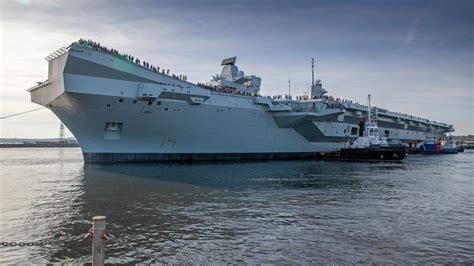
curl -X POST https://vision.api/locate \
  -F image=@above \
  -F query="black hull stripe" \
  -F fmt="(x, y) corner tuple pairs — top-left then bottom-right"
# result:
(83, 152), (323, 163)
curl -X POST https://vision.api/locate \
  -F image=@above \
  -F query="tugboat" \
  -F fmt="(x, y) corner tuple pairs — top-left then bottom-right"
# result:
(414, 137), (459, 154)
(441, 138), (459, 154)
(339, 94), (408, 161)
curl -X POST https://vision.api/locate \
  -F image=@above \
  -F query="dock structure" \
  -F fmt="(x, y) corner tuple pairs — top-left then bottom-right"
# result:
(92, 216), (106, 266)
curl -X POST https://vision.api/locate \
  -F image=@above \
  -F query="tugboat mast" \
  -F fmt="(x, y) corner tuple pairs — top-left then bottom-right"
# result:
(367, 94), (372, 123)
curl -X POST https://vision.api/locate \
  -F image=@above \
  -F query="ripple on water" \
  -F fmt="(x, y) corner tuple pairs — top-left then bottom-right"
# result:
(0, 149), (473, 264)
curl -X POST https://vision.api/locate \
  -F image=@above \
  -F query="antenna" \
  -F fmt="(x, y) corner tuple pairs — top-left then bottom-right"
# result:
(311, 58), (314, 87)
(288, 78), (291, 99)
(367, 94), (372, 123)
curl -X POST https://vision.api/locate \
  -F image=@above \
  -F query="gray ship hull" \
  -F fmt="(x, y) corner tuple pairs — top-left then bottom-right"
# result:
(28, 42), (453, 163)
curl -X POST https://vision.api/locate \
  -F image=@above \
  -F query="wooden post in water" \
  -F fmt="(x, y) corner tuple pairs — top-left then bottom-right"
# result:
(92, 216), (106, 266)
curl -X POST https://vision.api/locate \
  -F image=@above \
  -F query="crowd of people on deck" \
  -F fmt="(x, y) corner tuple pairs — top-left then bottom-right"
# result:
(70, 39), (434, 124)
(270, 94), (291, 100)
(196, 83), (257, 96)
(269, 93), (351, 103)
(73, 39), (188, 81)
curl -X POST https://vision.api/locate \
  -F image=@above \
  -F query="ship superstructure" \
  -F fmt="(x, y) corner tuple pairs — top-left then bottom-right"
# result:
(28, 40), (453, 162)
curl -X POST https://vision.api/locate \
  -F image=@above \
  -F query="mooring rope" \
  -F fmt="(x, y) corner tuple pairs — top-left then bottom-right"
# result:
(0, 107), (46, 120)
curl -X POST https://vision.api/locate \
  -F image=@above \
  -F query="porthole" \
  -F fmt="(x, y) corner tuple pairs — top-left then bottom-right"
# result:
(165, 108), (168, 111)
(133, 100), (137, 104)
(106, 104), (111, 107)
(119, 98), (124, 102)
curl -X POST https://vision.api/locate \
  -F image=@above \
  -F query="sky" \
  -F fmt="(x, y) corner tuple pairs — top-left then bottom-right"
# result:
(0, 0), (473, 138)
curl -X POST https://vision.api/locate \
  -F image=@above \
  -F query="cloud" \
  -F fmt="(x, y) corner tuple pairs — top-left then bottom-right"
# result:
(0, 0), (473, 137)
(404, 17), (420, 44)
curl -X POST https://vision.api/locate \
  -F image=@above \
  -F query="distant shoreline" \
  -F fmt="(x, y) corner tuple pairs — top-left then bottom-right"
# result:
(0, 144), (79, 148)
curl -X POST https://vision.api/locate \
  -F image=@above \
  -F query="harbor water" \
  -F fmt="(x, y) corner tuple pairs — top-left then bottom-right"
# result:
(0, 148), (473, 264)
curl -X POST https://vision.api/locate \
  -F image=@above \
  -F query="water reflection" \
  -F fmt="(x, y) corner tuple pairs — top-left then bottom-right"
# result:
(83, 160), (370, 190)
(74, 160), (404, 263)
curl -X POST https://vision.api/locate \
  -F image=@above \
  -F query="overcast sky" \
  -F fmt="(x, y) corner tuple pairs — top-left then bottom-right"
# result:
(0, 0), (473, 138)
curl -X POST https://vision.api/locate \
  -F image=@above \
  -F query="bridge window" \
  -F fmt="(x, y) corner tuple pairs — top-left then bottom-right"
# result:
(351, 127), (358, 135)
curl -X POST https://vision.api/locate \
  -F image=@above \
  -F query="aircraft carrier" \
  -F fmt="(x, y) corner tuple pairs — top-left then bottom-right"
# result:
(28, 40), (453, 163)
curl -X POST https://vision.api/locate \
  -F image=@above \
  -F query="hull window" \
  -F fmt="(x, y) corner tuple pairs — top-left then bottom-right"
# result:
(104, 122), (123, 140)
(105, 122), (123, 132)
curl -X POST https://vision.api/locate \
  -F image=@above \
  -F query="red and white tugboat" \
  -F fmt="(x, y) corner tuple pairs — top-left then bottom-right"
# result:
(340, 94), (408, 161)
